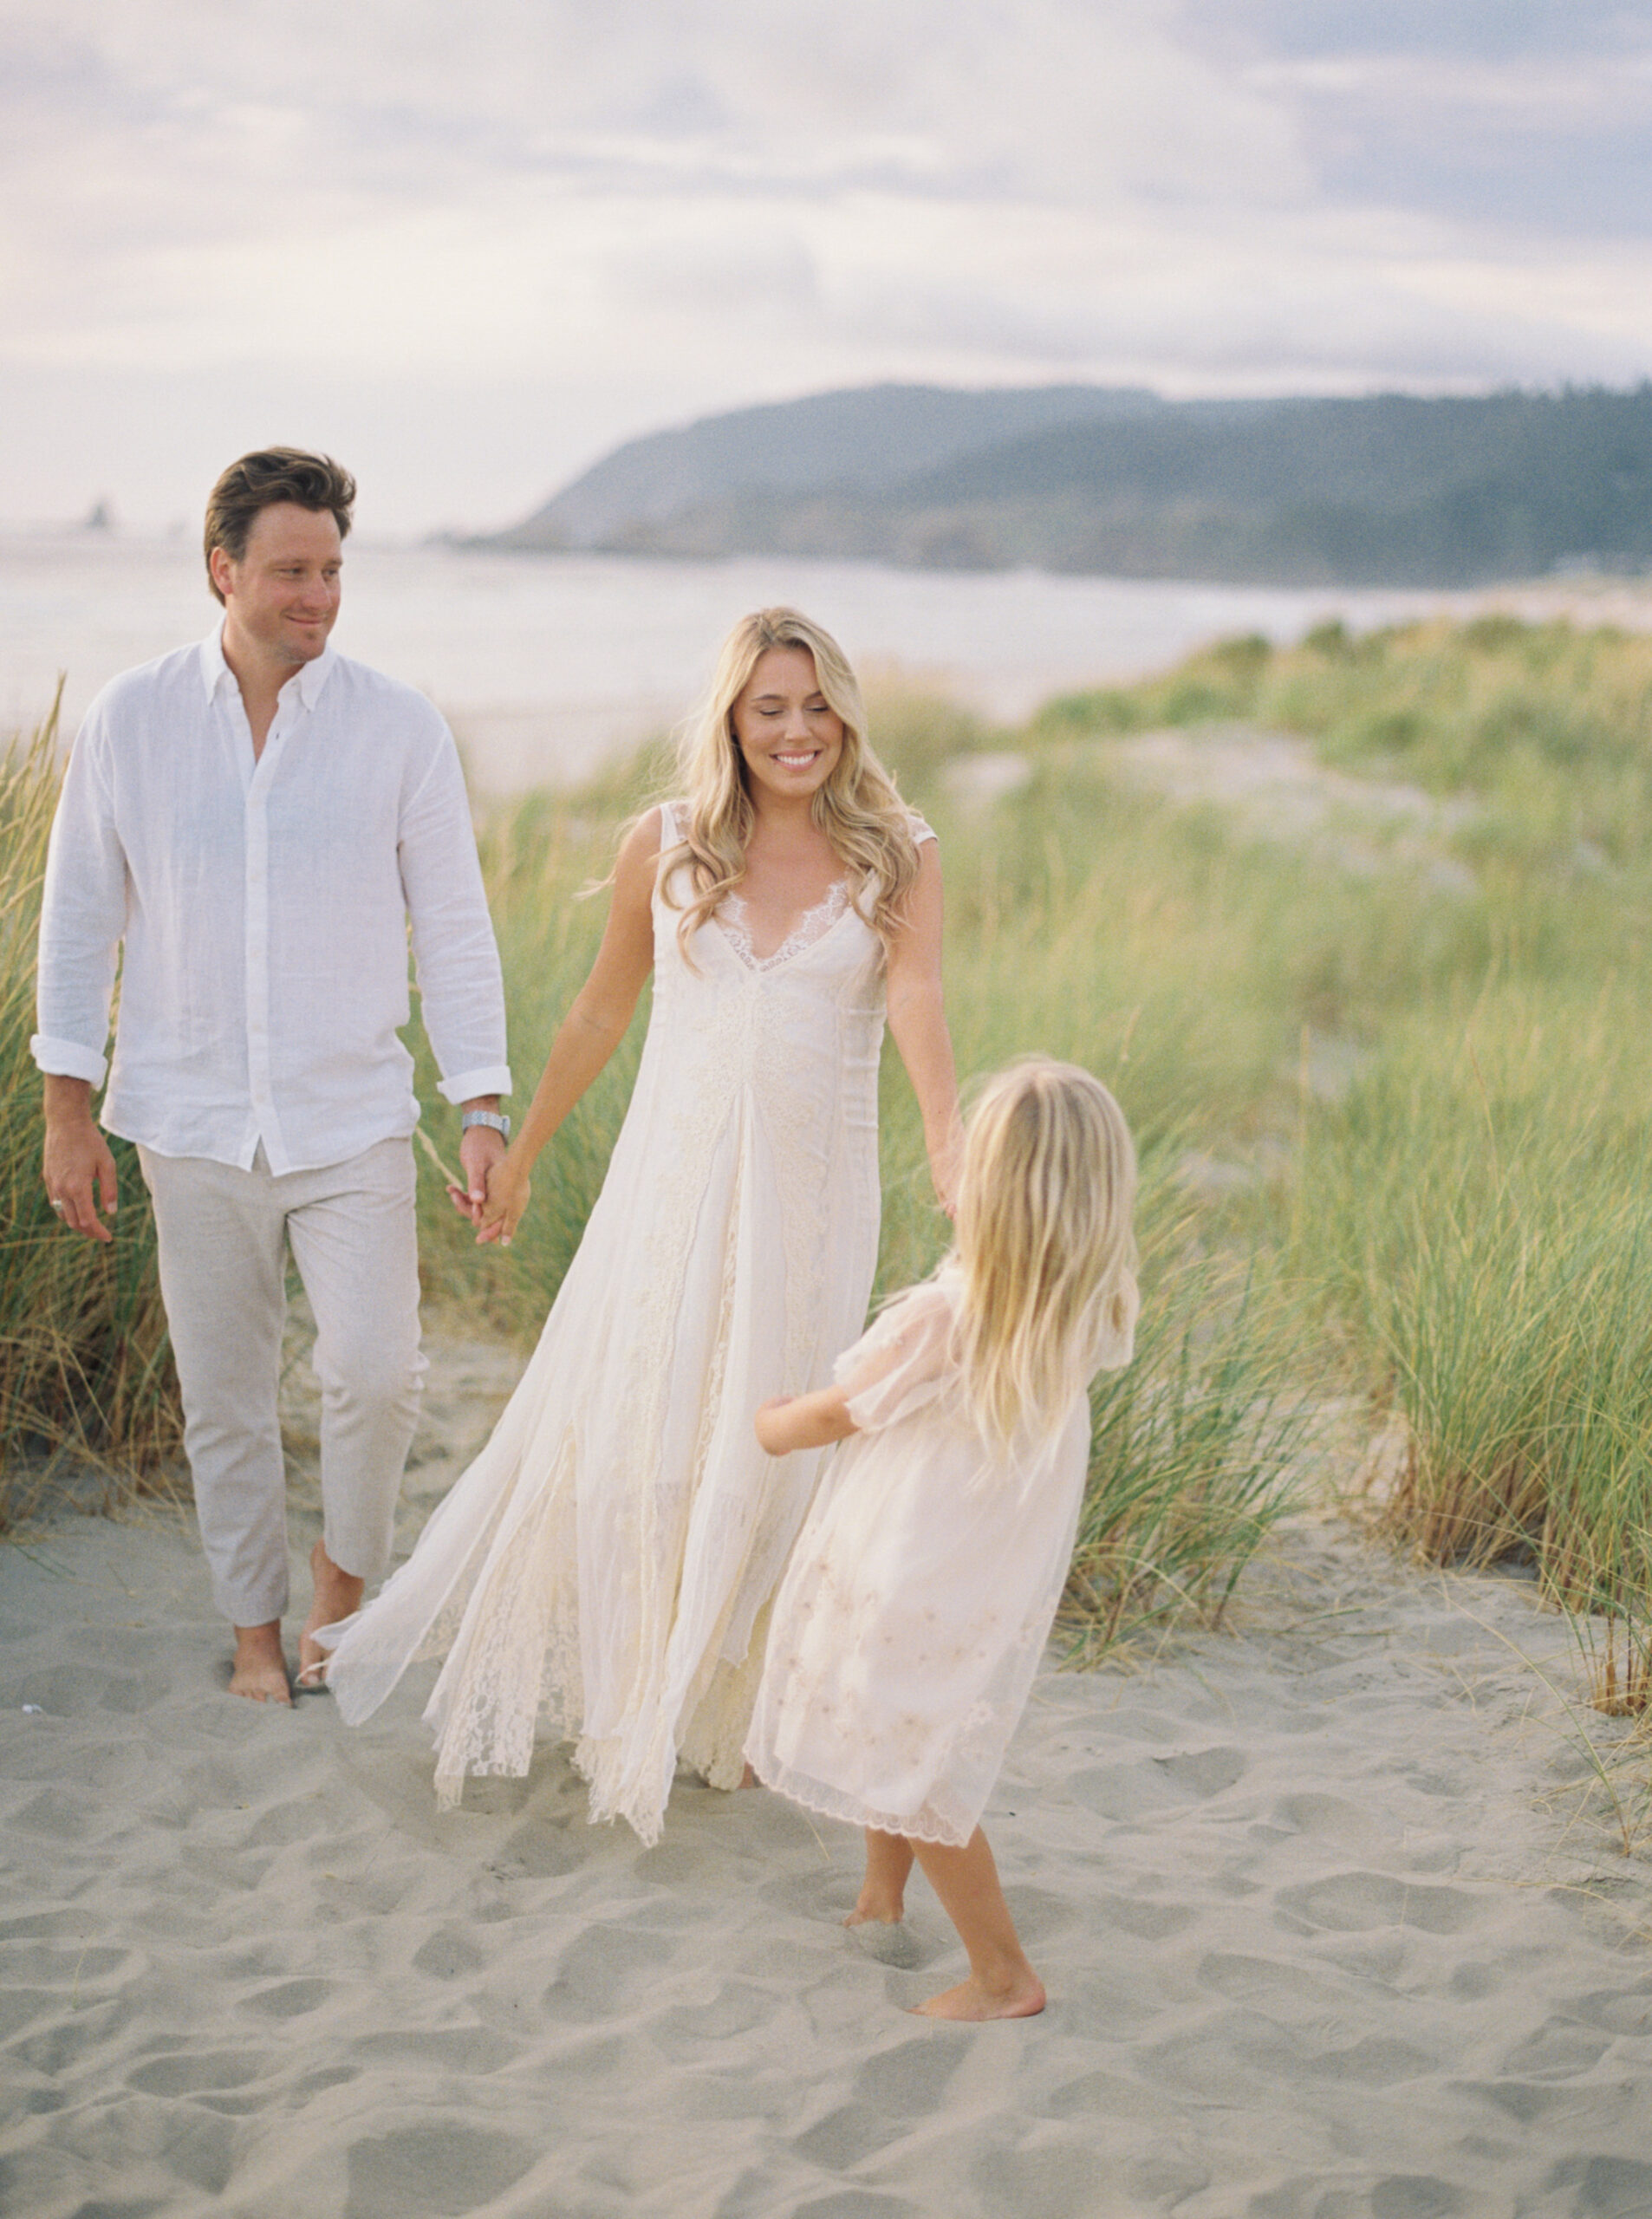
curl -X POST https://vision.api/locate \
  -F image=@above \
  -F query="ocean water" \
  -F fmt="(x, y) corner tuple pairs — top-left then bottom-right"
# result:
(4, 532), (1644, 796)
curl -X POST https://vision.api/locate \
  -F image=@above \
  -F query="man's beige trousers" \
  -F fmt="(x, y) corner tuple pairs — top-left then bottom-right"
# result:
(139, 1137), (425, 1626)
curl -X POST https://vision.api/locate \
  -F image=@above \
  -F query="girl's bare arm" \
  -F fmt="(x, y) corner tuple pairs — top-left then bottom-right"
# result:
(755, 1385), (858, 1457)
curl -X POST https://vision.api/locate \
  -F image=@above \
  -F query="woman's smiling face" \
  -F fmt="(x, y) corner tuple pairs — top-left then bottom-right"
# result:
(730, 646), (845, 804)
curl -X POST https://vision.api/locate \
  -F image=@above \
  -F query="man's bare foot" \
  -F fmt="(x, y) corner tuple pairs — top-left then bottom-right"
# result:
(231, 1622), (292, 1706)
(297, 1539), (364, 1689)
(912, 1972), (1046, 2021)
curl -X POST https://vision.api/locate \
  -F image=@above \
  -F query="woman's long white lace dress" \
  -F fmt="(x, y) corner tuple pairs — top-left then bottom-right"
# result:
(322, 804), (930, 1843)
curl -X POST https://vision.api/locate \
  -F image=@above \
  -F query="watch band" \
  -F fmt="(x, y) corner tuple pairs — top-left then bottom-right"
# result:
(461, 1109), (511, 1141)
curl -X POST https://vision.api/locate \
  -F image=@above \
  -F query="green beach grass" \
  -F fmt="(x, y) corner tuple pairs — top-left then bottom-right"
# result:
(8, 610), (1652, 1689)
(0, 700), (179, 1509)
(1035, 613), (1652, 1702)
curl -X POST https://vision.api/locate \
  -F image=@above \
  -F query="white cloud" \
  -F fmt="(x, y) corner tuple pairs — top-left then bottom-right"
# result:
(1, 0), (1649, 530)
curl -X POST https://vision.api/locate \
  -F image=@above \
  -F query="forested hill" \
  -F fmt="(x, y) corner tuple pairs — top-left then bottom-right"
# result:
(478, 383), (1652, 587)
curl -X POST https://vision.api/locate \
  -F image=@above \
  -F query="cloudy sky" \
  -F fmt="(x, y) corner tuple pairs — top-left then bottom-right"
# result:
(3, 0), (1649, 535)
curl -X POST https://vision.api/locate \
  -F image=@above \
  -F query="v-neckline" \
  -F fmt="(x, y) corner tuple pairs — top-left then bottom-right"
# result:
(715, 880), (854, 971)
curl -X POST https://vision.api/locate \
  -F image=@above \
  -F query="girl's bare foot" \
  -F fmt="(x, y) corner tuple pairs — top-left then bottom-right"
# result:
(913, 1972), (1046, 2021)
(845, 1890), (905, 1930)
(230, 1623), (292, 1706)
(850, 1829), (914, 1927)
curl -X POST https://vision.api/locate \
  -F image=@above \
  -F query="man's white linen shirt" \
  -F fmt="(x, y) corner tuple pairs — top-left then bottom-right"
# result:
(32, 628), (512, 1175)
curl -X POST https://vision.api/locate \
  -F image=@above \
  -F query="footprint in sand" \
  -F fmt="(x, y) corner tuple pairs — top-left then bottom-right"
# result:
(848, 1919), (930, 1969)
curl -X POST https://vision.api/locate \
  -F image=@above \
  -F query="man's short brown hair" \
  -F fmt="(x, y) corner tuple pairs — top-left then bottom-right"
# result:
(203, 448), (356, 605)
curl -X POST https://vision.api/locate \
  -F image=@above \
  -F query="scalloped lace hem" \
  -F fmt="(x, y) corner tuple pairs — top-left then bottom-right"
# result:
(746, 1756), (975, 1849)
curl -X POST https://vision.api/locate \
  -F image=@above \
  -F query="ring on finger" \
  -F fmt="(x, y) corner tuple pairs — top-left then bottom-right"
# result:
(49, 1199), (68, 1216)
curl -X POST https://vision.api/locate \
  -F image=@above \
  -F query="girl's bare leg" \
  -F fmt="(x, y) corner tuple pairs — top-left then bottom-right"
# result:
(908, 1827), (1045, 2020)
(848, 1827), (915, 1927)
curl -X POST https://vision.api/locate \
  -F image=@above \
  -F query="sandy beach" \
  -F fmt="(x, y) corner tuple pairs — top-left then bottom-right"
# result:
(3, 1333), (1651, 2219)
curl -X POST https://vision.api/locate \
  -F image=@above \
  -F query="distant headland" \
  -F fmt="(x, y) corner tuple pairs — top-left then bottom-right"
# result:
(472, 381), (1652, 589)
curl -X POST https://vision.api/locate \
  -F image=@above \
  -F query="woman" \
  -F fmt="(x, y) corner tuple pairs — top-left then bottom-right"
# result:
(320, 608), (958, 1844)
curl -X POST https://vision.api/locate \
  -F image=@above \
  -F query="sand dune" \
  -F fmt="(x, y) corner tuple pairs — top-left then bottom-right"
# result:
(3, 1342), (1651, 2219)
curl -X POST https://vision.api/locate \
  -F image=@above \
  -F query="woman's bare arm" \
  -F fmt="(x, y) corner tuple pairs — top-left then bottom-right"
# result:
(884, 843), (961, 1213)
(476, 810), (661, 1243)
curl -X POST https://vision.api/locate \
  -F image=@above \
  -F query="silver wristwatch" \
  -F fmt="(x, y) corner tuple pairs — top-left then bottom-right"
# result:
(460, 1109), (511, 1141)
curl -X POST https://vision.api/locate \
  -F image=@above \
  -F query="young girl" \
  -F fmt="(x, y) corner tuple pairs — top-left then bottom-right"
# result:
(744, 1057), (1136, 2020)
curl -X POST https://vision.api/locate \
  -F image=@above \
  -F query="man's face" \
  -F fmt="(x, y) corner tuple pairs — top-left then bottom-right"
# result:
(212, 503), (342, 670)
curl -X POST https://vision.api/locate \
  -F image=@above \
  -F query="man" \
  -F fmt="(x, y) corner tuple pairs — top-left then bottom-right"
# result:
(33, 448), (512, 1706)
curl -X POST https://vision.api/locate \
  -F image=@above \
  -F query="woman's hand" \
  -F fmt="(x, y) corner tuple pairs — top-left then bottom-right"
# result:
(476, 1150), (533, 1246)
(927, 1119), (962, 1220)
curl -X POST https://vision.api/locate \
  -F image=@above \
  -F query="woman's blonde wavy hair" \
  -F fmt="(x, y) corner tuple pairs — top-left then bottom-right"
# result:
(664, 608), (922, 957)
(952, 1057), (1137, 1449)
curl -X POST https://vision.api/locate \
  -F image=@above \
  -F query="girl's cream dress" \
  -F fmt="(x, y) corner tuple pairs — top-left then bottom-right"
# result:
(745, 1265), (1136, 1846)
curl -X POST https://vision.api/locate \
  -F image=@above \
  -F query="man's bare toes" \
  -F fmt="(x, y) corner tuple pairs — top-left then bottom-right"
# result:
(230, 1625), (292, 1707)
(229, 1665), (293, 1707)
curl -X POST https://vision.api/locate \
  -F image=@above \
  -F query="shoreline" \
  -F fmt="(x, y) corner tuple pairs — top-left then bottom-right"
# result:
(9, 537), (1652, 803)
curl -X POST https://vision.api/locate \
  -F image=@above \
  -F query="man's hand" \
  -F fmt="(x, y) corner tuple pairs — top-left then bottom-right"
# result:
(42, 1076), (118, 1244)
(451, 1122), (509, 1237)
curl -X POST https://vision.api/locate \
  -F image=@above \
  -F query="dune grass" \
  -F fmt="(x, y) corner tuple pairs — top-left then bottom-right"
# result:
(1037, 611), (1652, 1707)
(0, 700), (178, 1519)
(11, 608), (1652, 1688)
(1285, 984), (1652, 1715)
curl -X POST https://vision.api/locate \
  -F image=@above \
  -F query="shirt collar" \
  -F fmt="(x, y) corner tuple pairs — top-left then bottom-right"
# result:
(198, 622), (340, 708)
(293, 641), (339, 707)
(198, 623), (232, 700)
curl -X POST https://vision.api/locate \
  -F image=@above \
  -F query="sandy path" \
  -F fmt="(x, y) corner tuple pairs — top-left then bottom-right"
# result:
(3, 1340), (1650, 2219)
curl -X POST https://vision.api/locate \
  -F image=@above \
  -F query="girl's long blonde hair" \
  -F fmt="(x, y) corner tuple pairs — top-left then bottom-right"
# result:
(952, 1058), (1137, 1448)
(665, 608), (922, 956)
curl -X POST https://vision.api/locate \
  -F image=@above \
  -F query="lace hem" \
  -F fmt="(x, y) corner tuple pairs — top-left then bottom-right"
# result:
(745, 1754), (977, 1849)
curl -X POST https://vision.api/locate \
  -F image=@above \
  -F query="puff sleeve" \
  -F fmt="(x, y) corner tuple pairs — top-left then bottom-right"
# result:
(834, 1279), (960, 1435)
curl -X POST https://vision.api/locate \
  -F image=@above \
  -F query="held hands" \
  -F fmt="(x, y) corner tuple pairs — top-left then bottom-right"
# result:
(441, 1127), (525, 1251)
(447, 1123), (506, 1231)
(473, 1147), (533, 1247)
